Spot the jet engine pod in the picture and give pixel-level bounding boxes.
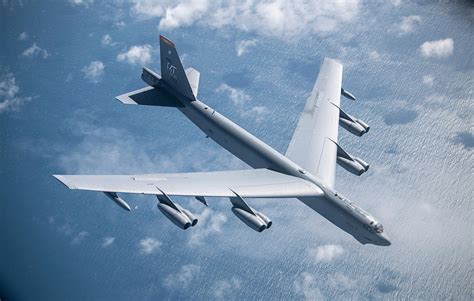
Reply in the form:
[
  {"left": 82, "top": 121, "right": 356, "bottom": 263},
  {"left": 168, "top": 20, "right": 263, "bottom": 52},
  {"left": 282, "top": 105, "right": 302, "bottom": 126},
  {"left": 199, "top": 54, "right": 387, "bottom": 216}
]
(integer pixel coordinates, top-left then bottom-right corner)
[
  {"left": 353, "top": 157, "right": 369, "bottom": 171},
  {"left": 232, "top": 207, "right": 267, "bottom": 232},
  {"left": 356, "top": 119, "right": 370, "bottom": 133},
  {"left": 336, "top": 156, "right": 366, "bottom": 176},
  {"left": 181, "top": 208, "right": 198, "bottom": 227},
  {"left": 256, "top": 211, "right": 272, "bottom": 229},
  {"left": 157, "top": 202, "right": 192, "bottom": 230},
  {"left": 339, "top": 118, "right": 367, "bottom": 137}
]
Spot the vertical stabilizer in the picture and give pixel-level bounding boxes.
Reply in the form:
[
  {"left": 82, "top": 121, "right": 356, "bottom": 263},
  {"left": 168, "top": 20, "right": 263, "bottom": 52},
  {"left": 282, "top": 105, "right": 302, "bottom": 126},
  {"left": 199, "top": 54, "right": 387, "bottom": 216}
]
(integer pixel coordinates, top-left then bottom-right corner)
[{"left": 159, "top": 35, "right": 196, "bottom": 100}]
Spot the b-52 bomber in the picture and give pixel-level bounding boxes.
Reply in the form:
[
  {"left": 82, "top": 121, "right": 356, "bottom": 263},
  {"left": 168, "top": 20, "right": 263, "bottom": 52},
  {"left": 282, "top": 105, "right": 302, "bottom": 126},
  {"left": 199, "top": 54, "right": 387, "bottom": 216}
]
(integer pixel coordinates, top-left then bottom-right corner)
[{"left": 54, "top": 36, "right": 390, "bottom": 246}]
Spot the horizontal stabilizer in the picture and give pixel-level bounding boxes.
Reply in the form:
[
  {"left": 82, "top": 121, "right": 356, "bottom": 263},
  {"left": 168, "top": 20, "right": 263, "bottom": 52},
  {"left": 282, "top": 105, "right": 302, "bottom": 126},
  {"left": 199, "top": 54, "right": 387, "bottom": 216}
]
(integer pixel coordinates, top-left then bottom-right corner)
[
  {"left": 185, "top": 68, "right": 200, "bottom": 97},
  {"left": 115, "top": 86, "right": 183, "bottom": 107}
]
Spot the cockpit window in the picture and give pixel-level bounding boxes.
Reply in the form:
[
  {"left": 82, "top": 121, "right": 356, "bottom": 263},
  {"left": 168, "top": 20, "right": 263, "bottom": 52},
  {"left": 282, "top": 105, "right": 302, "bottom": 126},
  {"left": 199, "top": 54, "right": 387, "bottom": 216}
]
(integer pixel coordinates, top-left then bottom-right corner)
[{"left": 373, "top": 223, "right": 384, "bottom": 233}]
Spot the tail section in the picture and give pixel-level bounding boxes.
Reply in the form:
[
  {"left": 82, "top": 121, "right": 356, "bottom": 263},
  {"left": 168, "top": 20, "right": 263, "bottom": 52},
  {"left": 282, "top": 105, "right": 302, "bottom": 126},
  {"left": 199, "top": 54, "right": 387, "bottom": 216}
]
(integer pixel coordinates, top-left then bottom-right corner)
[{"left": 159, "top": 35, "right": 196, "bottom": 100}]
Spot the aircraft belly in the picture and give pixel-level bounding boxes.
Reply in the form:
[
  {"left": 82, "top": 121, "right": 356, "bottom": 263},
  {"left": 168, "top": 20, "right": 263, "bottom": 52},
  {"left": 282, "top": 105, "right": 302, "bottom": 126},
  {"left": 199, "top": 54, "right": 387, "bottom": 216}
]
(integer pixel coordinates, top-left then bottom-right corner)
[{"left": 298, "top": 196, "right": 365, "bottom": 239}]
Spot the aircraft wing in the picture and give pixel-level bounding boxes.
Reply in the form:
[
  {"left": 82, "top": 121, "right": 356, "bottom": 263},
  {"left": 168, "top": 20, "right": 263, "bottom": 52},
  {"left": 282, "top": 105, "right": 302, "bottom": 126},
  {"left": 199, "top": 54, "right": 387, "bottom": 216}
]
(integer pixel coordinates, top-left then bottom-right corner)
[
  {"left": 53, "top": 169, "right": 322, "bottom": 198},
  {"left": 285, "top": 58, "right": 343, "bottom": 188}
]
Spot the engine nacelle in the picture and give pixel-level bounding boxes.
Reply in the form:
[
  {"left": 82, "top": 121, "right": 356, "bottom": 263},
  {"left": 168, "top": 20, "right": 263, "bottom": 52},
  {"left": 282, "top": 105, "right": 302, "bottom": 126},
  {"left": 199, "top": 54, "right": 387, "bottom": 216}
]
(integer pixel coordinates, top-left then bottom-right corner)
[
  {"left": 141, "top": 67, "right": 161, "bottom": 87},
  {"left": 256, "top": 211, "right": 272, "bottom": 229},
  {"left": 157, "top": 202, "right": 198, "bottom": 230},
  {"left": 353, "top": 157, "right": 369, "bottom": 171},
  {"left": 339, "top": 118, "right": 367, "bottom": 137},
  {"left": 337, "top": 156, "right": 366, "bottom": 176},
  {"left": 356, "top": 119, "right": 370, "bottom": 132},
  {"left": 181, "top": 208, "right": 198, "bottom": 227},
  {"left": 232, "top": 207, "right": 267, "bottom": 232}
]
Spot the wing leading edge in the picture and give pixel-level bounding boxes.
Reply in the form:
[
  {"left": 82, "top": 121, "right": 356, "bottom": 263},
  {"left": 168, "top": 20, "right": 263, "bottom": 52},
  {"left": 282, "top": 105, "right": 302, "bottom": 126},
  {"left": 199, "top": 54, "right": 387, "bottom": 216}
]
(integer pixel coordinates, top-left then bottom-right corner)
[
  {"left": 286, "top": 58, "right": 343, "bottom": 188},
  {"left": 53, "top": 169, "right": 322, "bottom": 198}
]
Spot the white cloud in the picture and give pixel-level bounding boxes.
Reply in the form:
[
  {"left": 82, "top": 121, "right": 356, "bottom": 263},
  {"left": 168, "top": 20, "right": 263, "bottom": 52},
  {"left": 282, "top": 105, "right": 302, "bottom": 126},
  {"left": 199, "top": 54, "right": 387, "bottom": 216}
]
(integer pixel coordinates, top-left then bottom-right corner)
[
  {"left": 18, "top": 32, "right": 28, "bottom": 41},
  {"left": 217, "top": 83, "right": 250, "bottom": 105},
  {"left": 187, "top": 208, "right": 227, "bottom": 247},
  {"left": 139, "top": 237, "right": 161, "bottom": 254},
  {"left": 399, "top": 15, "right": 421, "bottom": 34},
  {"left": 241, "top": 106, "right": 269, "bottom": 122},
  {"left": 368, "top": 50, "right": 381, "bottom": 61},
  {"left": 69, "top": 0, "right": 93, "bottom": 7},
  {"left": 419, "top": 38, "right": 453, "bottom": 58},
  {"left": 21, "top": 43, "right": 49, "bottom": 59},
  {"left": 102, "top": 237, "right": 115, "bottom": 248},
  {"left": 0, "top": 72, "right": 32, "bottom": 113},
  {"left": 163, "top": 264, "right": 200, "bottom": 289},
  {"left": 101, "top": 34, "right": 113, "bottom": 46},
  {"left": 327, "top": 272, "right": 357, "bottom": 290},
  {"left": 131, "top": 1, "right": 360, "bottom": 38},
  {"left": 71, "top": 231, "right": 89, "bottom": 245},
  {"left": 391, "top": 0, "right": 402, "bottom": 6},
  {"left": 236, "top": 39, "right": 257, "bottom": 57},
  {"left": 117, "top": 44, "right": 152, "bottom": 66},
  {"left": 82, "top": 60, "right": 105, "bottom": 83},
  {"left": 309, "top": 244, "right": 344, "bottom": 262},
  {"left": 159, "top": 0, "right": 209, "bottom": 29},
  {"left": 423, "top": 75, "right": 434, "bottom": 87},
  {"left": 294, "top": 272, "right": 324, "bottom": 301},
  {"left": 211, "top": 276, "right": 241, "bottom": 299}
]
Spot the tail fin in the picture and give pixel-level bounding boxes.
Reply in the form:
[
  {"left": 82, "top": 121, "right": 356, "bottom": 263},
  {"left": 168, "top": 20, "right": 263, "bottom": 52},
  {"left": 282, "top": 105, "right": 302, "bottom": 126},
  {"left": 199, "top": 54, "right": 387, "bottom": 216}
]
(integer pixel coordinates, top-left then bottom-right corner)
[{"left": 159, "top": 35, "right": 196, "bottom": 100}]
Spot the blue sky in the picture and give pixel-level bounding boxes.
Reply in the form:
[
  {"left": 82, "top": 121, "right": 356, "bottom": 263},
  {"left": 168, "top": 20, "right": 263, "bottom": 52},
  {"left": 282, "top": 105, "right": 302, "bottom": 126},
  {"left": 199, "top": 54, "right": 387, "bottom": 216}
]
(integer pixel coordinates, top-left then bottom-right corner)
[{"left": 1, "top": 1, "right": 473, "bottom": 300}]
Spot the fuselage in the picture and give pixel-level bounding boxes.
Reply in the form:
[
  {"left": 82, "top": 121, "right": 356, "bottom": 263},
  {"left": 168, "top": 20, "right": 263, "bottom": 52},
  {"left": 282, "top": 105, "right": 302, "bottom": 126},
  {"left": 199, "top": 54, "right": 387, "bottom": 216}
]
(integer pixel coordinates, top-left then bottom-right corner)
[{"left": 162, "top": 81, "right": 390, "bottom": 246}]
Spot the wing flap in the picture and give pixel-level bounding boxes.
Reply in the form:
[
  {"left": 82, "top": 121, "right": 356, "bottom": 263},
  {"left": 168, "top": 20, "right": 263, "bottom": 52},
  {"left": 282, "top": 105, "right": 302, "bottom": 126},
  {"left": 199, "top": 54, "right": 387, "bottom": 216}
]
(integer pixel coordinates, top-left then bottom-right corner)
[{"left": 54, "top": 169, "right": 322, "bottom": 198}]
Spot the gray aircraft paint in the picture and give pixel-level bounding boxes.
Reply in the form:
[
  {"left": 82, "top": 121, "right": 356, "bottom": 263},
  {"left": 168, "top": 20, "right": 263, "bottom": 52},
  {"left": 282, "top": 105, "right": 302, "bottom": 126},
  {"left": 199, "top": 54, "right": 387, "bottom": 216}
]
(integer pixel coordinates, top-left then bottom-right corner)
[{"left": 55, "top": 36, "right": 390, "bottom": 246}]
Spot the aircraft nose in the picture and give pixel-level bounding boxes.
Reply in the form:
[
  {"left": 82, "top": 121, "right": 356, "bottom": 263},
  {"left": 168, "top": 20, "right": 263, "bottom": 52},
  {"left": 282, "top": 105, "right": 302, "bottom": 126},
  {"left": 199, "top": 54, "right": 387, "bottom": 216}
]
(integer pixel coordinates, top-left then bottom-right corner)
[{"left": 378, "top": 233, "right": 391, "bottom": 246}]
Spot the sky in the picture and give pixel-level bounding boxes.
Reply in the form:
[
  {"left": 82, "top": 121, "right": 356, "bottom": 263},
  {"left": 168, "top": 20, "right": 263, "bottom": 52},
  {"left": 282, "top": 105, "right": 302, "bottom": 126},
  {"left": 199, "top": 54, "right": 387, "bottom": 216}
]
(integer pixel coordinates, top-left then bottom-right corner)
[{"left": 1, "top": 0, "right": 473, "bottom": 300}]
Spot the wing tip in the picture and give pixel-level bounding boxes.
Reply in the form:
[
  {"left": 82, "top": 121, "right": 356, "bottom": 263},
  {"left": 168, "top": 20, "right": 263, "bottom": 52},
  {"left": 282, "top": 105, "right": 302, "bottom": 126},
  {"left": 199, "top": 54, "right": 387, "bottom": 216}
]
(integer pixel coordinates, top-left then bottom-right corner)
[
  {"left": 115, "top": 94, "right": 138, "bottom": 105},
  {"left": 53, "top": 175, "right": 76, "bottom": 189}
]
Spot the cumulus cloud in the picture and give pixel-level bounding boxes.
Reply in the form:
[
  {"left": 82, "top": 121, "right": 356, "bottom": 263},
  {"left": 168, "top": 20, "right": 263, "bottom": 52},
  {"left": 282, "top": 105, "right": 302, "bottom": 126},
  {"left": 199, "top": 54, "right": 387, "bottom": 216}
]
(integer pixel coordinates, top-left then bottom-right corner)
[
  {"left": 236, "top": 39, "right": 257, "bottom": 57},
  {"left": 101, "top": 34, "right": 113, "bottom": 46},
  {"left": 21, "top": 43, "right": 49, "bottom": 59},
  {"left": 368, "top": 50, "right": 381, "bottom": 61},
  {"left": 82, "top": 60, "right": 105, "bottom": 83},
  {"left": 187, "top": 208, "right": 227, "bottom": 247},
  {"left": 309, "top": 244, "right": 344, "bottom": 262},
  {"left": 102, "top": 237, "right": 115, "bottom": 248},
  {"left": 163, "top": 264, "right": 200, "bottom": 289},
  {"left": 160, "top": 0, "right": 209, "bottom": 29},
  {"left": 130, "top": 1, "right": 360, "bottom": 38},
  {"left": 69, "top": 0, "right": 93, "bottom": 7},
  {"left": 211, "top": 276, "right": 241, "bottom": 299},
  {"left": 294, "top": 272, "right": 324, "bottom": 300},
  {"left": 399, "top": 15, "right": 421, "bottom": 34},
  {"left": 0, "top": 72, "right": 32, "bottom": 113},
  {"left": 241, "top": 105, "right": 269, "bottom": 122},
  {"left": 217, "top": 83, "right": 251, "bottom": 105},
  {"left": 419, "top": 38, "right": 453, "bottom": 58},
  {"left": 139, "top": 237, "right": 161, "bottom": 254},
  {"left": 423, "top": 75, "right": 434, "bottom": 87},
  {"left": 216, "top": 83, "right": 268, "bottom": 122},
  {"left": 117, "top": 44, "right": 152, "bottom": 66},
  {"left": 71, "top": 231, "right": 89, "bottom": 245},
  {"left": 18, "top": 32, "right": 28, "bottom": 41}
]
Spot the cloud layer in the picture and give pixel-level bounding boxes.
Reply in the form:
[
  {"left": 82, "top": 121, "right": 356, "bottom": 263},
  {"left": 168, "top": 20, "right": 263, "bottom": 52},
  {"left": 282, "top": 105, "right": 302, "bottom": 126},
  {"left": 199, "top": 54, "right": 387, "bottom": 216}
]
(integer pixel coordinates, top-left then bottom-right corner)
[{"left": 130, "top": 0, "right": 360, "bottom": 38}]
